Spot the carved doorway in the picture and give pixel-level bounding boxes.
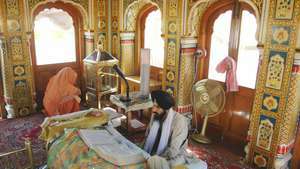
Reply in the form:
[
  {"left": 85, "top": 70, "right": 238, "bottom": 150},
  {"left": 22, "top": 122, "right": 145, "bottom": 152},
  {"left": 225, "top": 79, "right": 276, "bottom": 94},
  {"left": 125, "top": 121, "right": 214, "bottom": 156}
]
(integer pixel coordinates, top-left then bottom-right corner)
[
  {"left": 198, "top": 0, "right": 259, "bottom": 149},
  {"left": 31, "top": 1, "right": 84, "bottom": 109}
]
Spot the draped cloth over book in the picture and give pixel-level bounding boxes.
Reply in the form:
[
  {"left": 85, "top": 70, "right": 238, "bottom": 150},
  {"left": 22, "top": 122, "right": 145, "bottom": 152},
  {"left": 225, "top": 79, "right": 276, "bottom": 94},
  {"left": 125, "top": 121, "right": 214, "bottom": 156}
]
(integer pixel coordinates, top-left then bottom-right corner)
[
  {"left": 215, "top": 56, "right": 239, "bottom": 92},
  {"left": 39, "top": 108, "right": 108, "bottom": 144},
  {"left": 47, "top": 128, "right": 148, "bottom": 169}
]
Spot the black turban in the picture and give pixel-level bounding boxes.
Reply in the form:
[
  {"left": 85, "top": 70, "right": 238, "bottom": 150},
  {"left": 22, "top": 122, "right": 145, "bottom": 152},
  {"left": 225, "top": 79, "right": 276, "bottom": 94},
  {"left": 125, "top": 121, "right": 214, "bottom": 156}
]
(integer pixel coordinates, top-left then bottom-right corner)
[{"left": 150, "top": 90, "right": 175, "bottom": 110}]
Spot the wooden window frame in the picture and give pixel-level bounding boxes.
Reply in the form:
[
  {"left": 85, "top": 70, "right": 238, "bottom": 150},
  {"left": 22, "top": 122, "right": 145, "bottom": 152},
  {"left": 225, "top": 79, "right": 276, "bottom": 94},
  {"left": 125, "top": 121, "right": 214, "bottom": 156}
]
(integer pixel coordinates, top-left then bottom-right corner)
[
  {"left": 30, "top": 1, "right": 84, "bottom": 73},
  {"left": 136, "top": 5, "right": 163, "bottom": 81},
  {"left": 198, "top": 0, "right": 256, "bottom": 81}
]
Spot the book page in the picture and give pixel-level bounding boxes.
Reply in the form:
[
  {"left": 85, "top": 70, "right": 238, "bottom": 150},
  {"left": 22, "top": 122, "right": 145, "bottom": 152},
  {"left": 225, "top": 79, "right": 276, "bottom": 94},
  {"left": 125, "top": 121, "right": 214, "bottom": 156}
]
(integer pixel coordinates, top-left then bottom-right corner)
[{"left": 79, "top": 129, "right": 117, "bottom": 146}]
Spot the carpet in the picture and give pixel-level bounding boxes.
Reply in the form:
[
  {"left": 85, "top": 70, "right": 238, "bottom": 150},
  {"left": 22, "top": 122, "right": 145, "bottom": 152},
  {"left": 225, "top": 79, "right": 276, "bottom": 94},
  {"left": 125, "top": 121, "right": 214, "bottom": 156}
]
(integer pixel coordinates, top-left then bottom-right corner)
[
  {"left": 0, "top": 113, "right": 254, "bottom": 169},
  {"left": 0, "top": 113, "right": 46, "bottom": 168}
]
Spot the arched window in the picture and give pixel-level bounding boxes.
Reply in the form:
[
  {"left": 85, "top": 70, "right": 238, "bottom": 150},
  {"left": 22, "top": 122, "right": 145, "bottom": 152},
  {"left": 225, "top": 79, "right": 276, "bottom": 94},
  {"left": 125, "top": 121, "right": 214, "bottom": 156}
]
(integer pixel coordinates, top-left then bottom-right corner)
[
  {"left": 207, "top": 2, "right": 259, "bottom": 89},
  {"left": 198, "top": 0, "right": 259, "bottom": 149},
  {"left": 31, "top": 1, "right": 83, "bottom": 109},
  {"left": 144, "top": 10, "right": 164, "bottom": 68},
  {"left": 34, "top": 8, "right": 76, "bottom": 65}
]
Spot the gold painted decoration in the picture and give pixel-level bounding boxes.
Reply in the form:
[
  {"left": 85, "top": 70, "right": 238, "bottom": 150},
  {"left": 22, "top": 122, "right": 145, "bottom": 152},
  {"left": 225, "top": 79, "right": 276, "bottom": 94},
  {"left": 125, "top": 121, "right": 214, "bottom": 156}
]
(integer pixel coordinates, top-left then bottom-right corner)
[
  {"left": 10, "top": 36, "right": 23, "bottom": 61},
  {"left": 166, "top": 71, "right": 175, "bottom": 82},
  {"left": 265, "top": 51, "right": 287, "bottom": 90},
  {"left": 98, "top": 33, "right": 107, "bottom": 51},
  {"left": 167, "top": 39, "right": 176, "bottom": 66},
  {"left": 0, "top": 38, "right": 12, "bottom": 98},
  {"left": 98, "top": 0, "right": 106, "bottom": 17},
  {"left": 256, "top": 115, "right": 276, "bottom": 151},
  {"left": 168, "top": 21, "right": 177, "bottom": 34},
  {"left": 13, "top": 79, "right": 31, "bottom": 116},
  {"left": 7, "top": 19, "right": 20, "bottom": 32},
  {"left": 248, "top": 0, "right": 300, "bottom": 166},
  {"left": 111, "top": 33, "right": 119, "bottom": 57},
  {"left": 123, "top": 0, "right": 163, "bottom": 15},
  {"left": 166, "top": 86, "right": 175, "bottom": 96},
  {"left": 187, "top": 0, "right": 219, "bottom": 36},
  {"left": 13, "top": 65, "right": 26, "bottom": 77},
  {"left": 278, "top": 71, "right": 299, "bottom": 145},
  {"left": 18, "top": 106, "right": 30, "bottom": 116},
  {"left": 252, "top": 0, "right": 263, "bottom": 15},
  {"left": 262, "top": 94, "right": 279, "bottom": 112},
  {"left": 254, "top": 153, "right": 268, "bottom": 168},
  {"left": 271, "top": 26, "right": 290, "bottom": 45},
  {"left": 275, "top": 0, "right": 295, "bottom": 20},
  {"left": 6, "top": 0, "right": 19, "bottom": 17},
  {"left": 124, "top": 0, "right": 156, "bottom": 31},
  {"left": 169, "top": 0, "right": 177, "bottom": 17},
  {"left": 112, "top": 20, "right": 118, "bottom": 30},
  {"left": 28, "top": 0, "right": 88, "bottom": 14},
  {"left": 98, "top": 20, "right": 106, "bottom": 30}
]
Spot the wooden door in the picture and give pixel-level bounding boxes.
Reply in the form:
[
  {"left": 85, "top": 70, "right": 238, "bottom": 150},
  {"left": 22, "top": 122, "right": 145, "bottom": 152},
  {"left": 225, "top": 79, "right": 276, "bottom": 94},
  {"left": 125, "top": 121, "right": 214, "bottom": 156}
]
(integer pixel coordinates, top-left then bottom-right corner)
[
  {"left": 31, "top": 2, "right": 84, "bottom": 108},
  {"left": 198, "top": 0, "right": 259, "bottom": 148}
]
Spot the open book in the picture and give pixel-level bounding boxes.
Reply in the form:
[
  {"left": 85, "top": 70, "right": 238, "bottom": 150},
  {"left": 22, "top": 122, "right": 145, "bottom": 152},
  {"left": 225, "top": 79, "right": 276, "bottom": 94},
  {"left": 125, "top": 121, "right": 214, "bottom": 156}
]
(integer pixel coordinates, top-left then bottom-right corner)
[{"left": 79, "top": 126, "right": 150, "bottom": 166}]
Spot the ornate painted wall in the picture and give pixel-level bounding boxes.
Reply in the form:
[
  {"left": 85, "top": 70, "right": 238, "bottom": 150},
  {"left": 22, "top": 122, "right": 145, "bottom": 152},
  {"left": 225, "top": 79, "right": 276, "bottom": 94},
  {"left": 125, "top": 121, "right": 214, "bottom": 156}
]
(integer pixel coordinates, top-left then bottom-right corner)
[
  {"left": 0, "top": 0, "right": 35, "bottom": 117},
  {"left": 246, "top": 0, "right": 300, "bottom": 168},
  {"left": 111, "top": 0, "right": 120, "bottom": 58},
  {"left": 121, "top": 0, "right": 186, "bottom": 107},
  {"left": 94, "top": 0, "right": 109, "bottom": 51},
  {"left": 177, "top": 0, "right": 262, "bottom": 112},
  {"left": 0, "top": 0, "right": 106, "bottom": 117},
  {"left": 120, "top": 0, "right": 162, "bottom": 76}
]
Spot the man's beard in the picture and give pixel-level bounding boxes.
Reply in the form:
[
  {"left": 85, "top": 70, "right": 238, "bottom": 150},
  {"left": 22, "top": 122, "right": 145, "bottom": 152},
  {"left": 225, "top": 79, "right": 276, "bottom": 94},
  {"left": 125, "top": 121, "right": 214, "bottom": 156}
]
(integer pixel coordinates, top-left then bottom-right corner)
[{"left": 153, "top": 111, "right": 167, "bottom": 121}]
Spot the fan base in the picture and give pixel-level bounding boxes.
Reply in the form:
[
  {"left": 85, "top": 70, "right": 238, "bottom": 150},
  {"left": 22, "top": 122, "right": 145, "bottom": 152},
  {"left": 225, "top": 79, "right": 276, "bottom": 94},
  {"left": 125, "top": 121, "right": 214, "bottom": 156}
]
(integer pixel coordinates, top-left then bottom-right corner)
[{"left": 191, "top": 133, "right": 211, "bottom": 144}]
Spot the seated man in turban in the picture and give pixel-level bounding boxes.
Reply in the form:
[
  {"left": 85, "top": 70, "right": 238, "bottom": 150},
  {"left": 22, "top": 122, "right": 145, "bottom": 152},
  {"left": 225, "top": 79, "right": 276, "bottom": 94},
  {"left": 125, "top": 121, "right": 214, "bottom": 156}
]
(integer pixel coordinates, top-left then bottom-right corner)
[
  {"left": 144, "top": 90, "right": 203, "bottom": 169},
  {"left": 43, "top": 67, "right": 81, "bottom": 116}
]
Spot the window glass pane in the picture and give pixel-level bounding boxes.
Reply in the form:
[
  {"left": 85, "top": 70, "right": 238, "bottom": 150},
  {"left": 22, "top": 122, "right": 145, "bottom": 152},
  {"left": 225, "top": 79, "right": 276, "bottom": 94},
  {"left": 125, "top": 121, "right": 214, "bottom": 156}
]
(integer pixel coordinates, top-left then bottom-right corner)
[
  {"left": 237, "top": 11, "right": 259, "bottom": 89},
  {"left": 208, "top": 10, "right": 232, "bottom": 82},
  {"left": 34, "top": 8, "right": 76, "bottom": 65},
  {"left": 144, "top": 10, "right": 164, "bottom": 68}
]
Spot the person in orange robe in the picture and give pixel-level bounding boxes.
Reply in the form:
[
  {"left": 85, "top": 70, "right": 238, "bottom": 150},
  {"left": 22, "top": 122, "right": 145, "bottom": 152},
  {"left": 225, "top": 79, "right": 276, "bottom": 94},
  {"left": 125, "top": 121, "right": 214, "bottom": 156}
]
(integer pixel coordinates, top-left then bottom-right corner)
[{"left": 43, "top": 67, "right": 81, "bottom": 116}]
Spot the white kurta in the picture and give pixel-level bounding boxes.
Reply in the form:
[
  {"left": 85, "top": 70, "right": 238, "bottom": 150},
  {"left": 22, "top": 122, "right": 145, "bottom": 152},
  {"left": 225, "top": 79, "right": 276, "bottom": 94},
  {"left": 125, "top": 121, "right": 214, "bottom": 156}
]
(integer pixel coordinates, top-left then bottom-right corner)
[{"left": 146, "top": 111, "right": 207, "bottom": 169}]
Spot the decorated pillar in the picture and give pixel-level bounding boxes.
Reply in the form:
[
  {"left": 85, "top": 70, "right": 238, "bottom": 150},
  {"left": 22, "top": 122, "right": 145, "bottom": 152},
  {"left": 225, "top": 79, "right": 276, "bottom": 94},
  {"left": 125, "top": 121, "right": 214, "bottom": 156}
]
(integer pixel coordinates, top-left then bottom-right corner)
[
  {"left": 111, "top": 0, "right": 120, "bottom": 58},
  {"left": 94, "top": 0, "right": 109, "bottom": 51},
  {"left": 176, "top": 36, "right": 197, "bottom": 113},
  {"left": 0, "top": 34, "right": 14, "bottom": 117},
  {"left": 163, "top": 0, "right": 183, "bottom": 102},
  {"left": 25, "top": 32, "right": 37, "bottom": 111},
  {"left": 246, "top": 0, "right": 300, "bottom": 168},
  {"left": 84, "top": 31, "right": 94, "bottom": 55},
  {"left": 120, "top": 32, "right": 135, "bottom": 75},
  {"left": 0, "top": 0, "right": 35, "bottom": 118}
]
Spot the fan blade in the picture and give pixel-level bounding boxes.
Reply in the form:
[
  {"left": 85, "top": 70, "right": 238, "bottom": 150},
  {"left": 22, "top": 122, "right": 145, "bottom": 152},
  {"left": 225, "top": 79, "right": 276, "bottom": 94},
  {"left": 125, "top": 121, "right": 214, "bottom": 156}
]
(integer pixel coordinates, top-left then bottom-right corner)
[
  {"left": 208, "top": 101, "right": 218, "bottom": 112},
  {"left": 210, "top": 87, "right": 221, "bottom": 99}
]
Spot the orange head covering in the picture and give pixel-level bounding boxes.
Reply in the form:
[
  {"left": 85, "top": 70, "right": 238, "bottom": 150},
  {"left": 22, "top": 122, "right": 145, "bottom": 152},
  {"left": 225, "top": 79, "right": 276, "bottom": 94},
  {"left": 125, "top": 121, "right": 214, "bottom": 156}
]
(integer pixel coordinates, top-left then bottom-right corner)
[{"left": 43, "top": 67, "right": 80, "bottom": 116}]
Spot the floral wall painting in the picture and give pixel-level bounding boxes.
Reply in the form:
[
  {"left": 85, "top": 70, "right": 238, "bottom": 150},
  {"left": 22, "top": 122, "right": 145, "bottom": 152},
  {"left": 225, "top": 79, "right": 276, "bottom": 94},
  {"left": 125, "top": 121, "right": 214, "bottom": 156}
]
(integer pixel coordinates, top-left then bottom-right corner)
[
  {"left": 275, "top": 0, "right": 295, "bottom": 20},
  {"left": 262, "top": 94, "right": 280, "bottom": 113},
  {"left": 13, "top": 65, "right": 26, "bottom": 77},
  {"left": 271, "top": 26, "right": 290, "bottom": 46},
  {"left": 168, "top": 21, "right": 177, "bottom": 34},
  {"left": 254, "top": 153, "right": 268, "bottom": 169},
  {"left": 256, "top": 115, "right": 276, "bottom": 151},
  {"left": 265, "top": 51, "right": 287, "bottom": 90},
  {"left": 166, "top": 86, "right": 174, "bottom": 96},
  {"left": 167, "top": 39, "right": 176, "bottom": 67}
]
